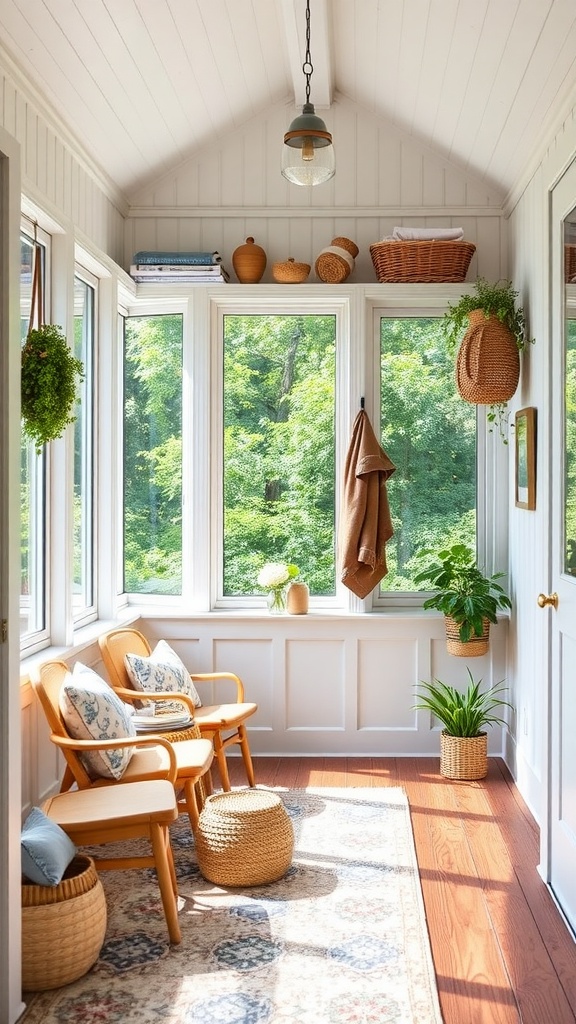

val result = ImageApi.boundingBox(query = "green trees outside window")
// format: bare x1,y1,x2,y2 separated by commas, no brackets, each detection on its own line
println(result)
122,311,478,602
379,317,477,591
223,314,336,596
124,314,183,595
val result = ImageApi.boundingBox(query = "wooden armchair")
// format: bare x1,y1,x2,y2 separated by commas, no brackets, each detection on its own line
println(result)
98,627,257,791
32,659,214,830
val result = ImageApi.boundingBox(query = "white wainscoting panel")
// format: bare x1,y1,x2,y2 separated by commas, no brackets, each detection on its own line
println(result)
285,638,346,731
357,638,418,731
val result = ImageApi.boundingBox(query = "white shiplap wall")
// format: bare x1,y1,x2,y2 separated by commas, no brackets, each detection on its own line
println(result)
125,97,508,282
0,49,126,262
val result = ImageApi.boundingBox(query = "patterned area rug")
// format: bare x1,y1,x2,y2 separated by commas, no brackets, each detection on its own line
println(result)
22,787,443,1024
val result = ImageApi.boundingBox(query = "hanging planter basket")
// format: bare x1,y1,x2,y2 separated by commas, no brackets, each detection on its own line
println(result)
444,616,490,657
21,238,84,453
455,310,520,405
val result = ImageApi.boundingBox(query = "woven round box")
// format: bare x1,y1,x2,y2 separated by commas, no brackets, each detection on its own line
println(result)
22,854,107,991
195,789,294,887
272,258,311,283
315,236,359,283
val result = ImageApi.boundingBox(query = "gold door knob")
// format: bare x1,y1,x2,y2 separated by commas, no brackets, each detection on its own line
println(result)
537,592,558,609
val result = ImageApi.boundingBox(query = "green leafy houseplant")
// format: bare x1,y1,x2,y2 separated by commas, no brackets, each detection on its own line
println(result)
414,542,512,644
441,277,532,355
21,324,84,454
413,670,512,737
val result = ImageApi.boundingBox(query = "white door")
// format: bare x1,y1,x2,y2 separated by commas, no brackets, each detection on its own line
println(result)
549,161,576,934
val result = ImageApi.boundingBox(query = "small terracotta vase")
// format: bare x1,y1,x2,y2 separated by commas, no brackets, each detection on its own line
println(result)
287,581,309,615
232,237,267,283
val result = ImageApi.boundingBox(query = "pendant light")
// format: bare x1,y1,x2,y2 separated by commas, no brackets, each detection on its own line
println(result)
281,0,335,187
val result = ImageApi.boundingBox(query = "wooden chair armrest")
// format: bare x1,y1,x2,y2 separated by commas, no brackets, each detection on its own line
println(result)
50,733,178,782
190,672,245,702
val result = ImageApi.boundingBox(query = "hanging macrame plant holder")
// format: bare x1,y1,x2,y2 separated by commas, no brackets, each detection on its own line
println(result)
21,233,84,453
455,310,520,404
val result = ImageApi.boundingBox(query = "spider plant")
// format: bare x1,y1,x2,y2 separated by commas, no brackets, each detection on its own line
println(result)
413,670,513,737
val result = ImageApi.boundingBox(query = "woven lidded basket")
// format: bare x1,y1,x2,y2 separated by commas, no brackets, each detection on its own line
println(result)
195,789,294,887
272,258,311,283
440,730,488,780
22,854,107,991
456,310,520,404
315,236,359,283
369,240,475,283
444,615,490,657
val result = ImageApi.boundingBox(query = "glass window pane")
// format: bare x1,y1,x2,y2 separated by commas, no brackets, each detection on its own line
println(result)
73,275,94,617
223,313,336,597
123,314,183,595
20,233,46,638
379,316,477,591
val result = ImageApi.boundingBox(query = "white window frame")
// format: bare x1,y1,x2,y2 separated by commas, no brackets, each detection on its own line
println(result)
71,265,97,627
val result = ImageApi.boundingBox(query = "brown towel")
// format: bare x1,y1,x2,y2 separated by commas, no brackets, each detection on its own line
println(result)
339,409,396,598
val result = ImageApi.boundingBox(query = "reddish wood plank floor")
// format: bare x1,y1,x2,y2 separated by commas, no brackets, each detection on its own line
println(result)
227,756,576,1024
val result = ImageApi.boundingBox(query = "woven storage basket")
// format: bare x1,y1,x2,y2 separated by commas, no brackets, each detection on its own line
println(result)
195,789,294,887
445,616,490,657
315,237,359,283
369,240,476,283
22,854,107,991
456,311,520,404
440,730,488,780
272,258,311,283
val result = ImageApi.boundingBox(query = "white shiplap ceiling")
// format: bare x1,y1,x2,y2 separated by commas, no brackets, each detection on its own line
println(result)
1,0,575,203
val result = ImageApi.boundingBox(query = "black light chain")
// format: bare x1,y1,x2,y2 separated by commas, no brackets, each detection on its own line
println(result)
303,0,313,105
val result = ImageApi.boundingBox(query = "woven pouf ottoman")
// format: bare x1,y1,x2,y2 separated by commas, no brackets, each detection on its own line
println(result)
195,789,294,886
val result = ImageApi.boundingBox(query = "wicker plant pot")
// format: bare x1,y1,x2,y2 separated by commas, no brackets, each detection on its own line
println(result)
22,854,107,991
195,789,294,887
440,730,488,780
444,616,490,657
456,310,520,404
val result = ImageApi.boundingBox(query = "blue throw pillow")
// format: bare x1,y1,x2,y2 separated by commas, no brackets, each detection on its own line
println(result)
21,806,77,886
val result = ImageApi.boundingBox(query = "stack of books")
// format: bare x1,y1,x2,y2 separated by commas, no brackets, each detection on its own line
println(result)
130,250,230,284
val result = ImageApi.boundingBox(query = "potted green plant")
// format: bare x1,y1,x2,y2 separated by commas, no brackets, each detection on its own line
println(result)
413,670,513,779
21,323,84,454
442,278,534,439
414,542,512,656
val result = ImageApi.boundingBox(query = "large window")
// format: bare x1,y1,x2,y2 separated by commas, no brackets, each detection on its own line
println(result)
20,228,47,645
223,313,336,597
378,315,477,592
123,313,183,595
72,272,95,621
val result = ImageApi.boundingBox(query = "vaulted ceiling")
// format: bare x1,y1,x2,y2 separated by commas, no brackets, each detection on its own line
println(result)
1,0,575,204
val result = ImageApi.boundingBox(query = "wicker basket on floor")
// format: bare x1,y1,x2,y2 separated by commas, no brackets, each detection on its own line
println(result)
440,730,488,780
196,789,294,887
22,854,107,991
369,240,476,282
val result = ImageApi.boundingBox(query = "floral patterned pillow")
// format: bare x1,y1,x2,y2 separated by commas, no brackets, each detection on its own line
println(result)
124,640,202,708
59,662,137,780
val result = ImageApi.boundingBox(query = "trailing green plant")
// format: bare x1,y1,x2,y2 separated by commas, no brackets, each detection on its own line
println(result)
21,324,84,454
441,277,533,355
414,542,512,642
413,670,513,737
